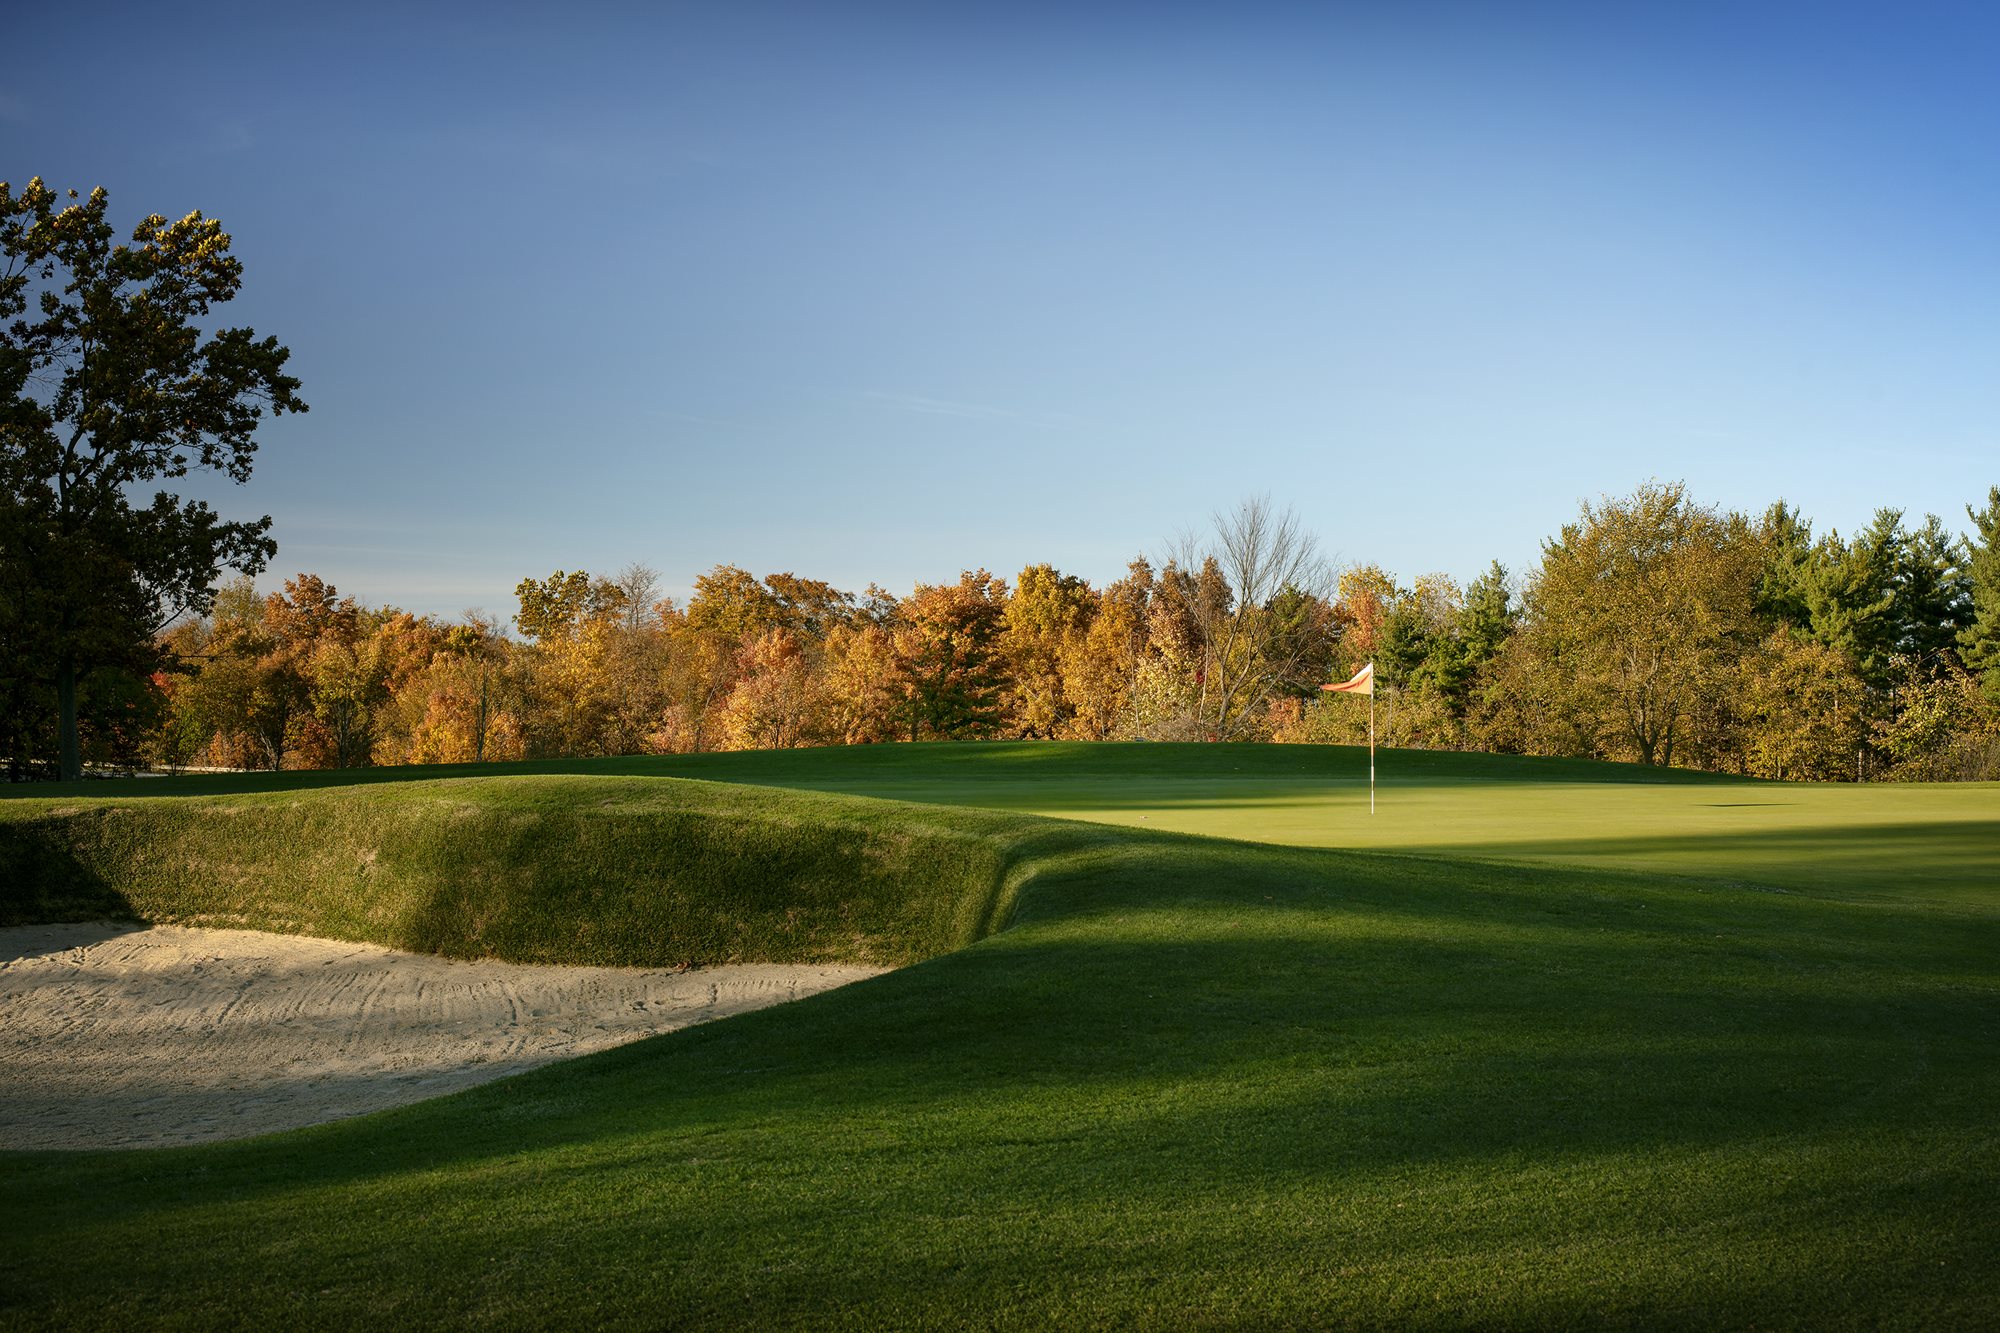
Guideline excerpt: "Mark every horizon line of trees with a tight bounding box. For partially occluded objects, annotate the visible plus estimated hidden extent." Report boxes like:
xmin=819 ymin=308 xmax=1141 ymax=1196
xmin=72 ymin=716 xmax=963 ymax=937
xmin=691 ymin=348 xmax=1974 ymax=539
xmin=7 ymin=485 xmax=1999 ymax=783
xmin=8 ymin=185 xmax=1994 ymax=786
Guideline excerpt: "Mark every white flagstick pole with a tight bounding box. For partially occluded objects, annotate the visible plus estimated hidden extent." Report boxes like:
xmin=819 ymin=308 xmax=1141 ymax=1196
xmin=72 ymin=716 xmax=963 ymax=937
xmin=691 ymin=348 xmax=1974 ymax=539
xmin=1368 ymin=662 xmax=1376 ymax=816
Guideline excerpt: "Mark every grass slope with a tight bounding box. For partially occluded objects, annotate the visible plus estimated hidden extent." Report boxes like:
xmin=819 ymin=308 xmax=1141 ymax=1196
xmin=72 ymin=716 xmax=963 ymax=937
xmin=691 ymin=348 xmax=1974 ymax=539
xmin=4 ymin=745 xmax=1997 ymax=1328
xmin=0 ymin=776 xmax=1039 ymax=967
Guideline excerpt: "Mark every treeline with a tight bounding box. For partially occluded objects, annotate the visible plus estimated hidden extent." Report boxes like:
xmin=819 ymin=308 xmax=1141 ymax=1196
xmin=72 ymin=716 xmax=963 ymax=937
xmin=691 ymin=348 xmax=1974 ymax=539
xmin=12 ymin=485 xmax=2000 ymax=782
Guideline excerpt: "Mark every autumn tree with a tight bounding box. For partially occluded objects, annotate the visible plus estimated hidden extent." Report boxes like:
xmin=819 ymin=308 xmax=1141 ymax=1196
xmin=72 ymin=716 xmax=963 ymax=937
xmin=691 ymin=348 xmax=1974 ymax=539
xmin=706 ymin=573 xmax=854 ymax=752
xmin=651 ymin=566 xmax=777 ymax=752
xmin=1 ymin=179 xmax=305 ymax=779
xmin=514 ymin=569 xmax=631 ymax=755
xmin=394 ymin=620 xmax=526 ymax=765
xmin=654 ymin=599 xmax=740 ymax=754
xmin=663 ymin=566 xmax=860 ymax=753
xmin=1002 ymin=563 xmax=1094 ymax=737
xmin=151 ymin=573 xmax=380 ymax=771
xmin=368 ymin=610 xmax=452 ymax=707
xmin=516 ymin=569 xmax=626 ymax=643
xmin=1879 ymin=661 xmax=2000 ymax=780
xmin=169 ymin=578 xmax=305 ymax=770
xmin=894 ymin=571 xmax=1010 ymax=740
xmin=1333 ymin=564 xmax=1398 ymax=670
xmin=260 ymin=575 xmax=378 ymax=768
xmin=1132 ymin=554 xmax=1229 ymax=739
xmin=1741 ymin=631 xmax=1868 ymax=781
xmin=858 ymin=582 xmax=901 ymax=625
xmin=1155 ymin=497 xmax=1338 ymax=740
xmin=764 ymin=572 xmax=859 ymax=638
xmin=684 ymin=565 xmax=781 ymax=640
xmin=588 ymin=570 xmax=675 ymax=755
xmin=821 ymin=620 xmax=906 ymax=744
xmin=718 ymin=629 xmax=828 ymax=750
xmin=102 ymin=477 xmax=2000 ymax=779
xmin=1523 ymin=482 xmax=1763 ymax=766
xmin=1058 ymin=558 xmax=1151 ymax=740
xmin=611 ymin=564 xmax=661 ymax=631
xmin=294 ymin=599 xmax=447 ymax=769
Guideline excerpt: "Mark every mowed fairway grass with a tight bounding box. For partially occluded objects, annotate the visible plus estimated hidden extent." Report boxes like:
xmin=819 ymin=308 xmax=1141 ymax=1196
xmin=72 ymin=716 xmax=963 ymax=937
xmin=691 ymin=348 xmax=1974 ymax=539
xmin=2 ymin=744 xmax=1996 ymax=1328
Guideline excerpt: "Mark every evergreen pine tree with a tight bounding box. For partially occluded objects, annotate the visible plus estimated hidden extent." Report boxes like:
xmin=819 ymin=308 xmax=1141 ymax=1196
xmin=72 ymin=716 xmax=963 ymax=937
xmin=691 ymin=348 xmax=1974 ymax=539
xmin=1958 ymin=487 xmax=2000 ymax=700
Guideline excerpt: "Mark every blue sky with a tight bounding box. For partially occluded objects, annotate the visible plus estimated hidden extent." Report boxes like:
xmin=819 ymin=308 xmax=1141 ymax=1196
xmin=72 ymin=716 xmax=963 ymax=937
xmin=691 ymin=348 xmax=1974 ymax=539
xmin=10 ymin=1 xmax=1997 ymax=619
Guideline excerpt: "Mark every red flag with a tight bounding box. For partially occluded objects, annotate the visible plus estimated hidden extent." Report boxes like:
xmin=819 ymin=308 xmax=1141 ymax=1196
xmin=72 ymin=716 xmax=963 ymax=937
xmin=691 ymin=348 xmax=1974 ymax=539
xmin=1320 ymin=662 xmax=1374 ymax=695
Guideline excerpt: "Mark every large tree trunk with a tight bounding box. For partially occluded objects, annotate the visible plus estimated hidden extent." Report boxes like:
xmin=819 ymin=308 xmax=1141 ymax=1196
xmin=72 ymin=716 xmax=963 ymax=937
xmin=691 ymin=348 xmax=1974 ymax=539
xmin=57 ymin=659 xmax=81 ymax=782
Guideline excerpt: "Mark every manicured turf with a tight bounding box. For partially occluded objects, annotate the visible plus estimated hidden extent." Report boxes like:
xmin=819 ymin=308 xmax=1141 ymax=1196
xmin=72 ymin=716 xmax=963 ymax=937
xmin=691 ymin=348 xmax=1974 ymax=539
xmin=635 ymin=743 xmax=1999 ymax=906
xmin=4 ymin=744 xmax=1996 ymax=1328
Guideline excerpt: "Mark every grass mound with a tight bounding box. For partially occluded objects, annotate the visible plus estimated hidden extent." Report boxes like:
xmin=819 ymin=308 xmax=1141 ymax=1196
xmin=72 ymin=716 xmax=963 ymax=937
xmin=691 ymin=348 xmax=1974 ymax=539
xmin=0 ymin=776 xmax=1042 ymax=967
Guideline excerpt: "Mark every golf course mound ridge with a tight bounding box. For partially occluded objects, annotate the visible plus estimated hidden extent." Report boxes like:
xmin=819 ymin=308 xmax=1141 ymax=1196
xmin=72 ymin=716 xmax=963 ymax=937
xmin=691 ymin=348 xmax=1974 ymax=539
xmin=0 ymin=774 xmax=1043 ymax=969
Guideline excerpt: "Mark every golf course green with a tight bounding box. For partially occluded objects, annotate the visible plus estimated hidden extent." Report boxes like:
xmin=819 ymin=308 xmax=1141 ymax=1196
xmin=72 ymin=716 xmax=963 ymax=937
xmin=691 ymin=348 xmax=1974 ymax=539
xmin=3 ymin=743 xmax=1996 ymax=1328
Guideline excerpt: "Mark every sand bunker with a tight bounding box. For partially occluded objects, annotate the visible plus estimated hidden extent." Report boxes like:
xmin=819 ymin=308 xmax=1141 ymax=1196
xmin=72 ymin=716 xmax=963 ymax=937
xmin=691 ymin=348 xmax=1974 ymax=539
xmin=0 ymin=922 xmax=881 ymax=1151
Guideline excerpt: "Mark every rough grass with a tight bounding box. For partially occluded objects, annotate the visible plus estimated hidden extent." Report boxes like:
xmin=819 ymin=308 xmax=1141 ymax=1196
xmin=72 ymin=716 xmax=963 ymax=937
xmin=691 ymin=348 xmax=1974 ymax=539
xmin=0 ymin=776 xmax=1038 ymax=967
xmin=3 ymin=744 xmax=1997 ymax=1329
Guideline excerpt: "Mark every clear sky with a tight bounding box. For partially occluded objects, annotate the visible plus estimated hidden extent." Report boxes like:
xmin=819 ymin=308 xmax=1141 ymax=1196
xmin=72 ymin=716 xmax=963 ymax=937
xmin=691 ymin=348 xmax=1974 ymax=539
xmin=10 ymin=1 xmax=1997 ymax=620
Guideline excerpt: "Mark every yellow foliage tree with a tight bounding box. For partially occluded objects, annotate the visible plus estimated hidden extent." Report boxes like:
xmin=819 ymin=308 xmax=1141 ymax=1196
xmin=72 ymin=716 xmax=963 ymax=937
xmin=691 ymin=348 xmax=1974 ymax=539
xmin=1522 ymin=482 xmax=1764 ymax=766
xmin=821 ymin=622 xmax=905 ymax=745
xmin=1002 ymin=564 xmax=1095 ymax=738
xmin=718 ymin=629 xmax=827 ymax=751
xmin=1741 ymin=631 xmax=1867 ymax=780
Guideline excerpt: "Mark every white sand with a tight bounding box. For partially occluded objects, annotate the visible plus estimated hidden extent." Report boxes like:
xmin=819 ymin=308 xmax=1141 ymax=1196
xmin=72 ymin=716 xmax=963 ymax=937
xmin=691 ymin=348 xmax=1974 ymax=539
xmin=0 ymin=922 xmax=882 ymax=1151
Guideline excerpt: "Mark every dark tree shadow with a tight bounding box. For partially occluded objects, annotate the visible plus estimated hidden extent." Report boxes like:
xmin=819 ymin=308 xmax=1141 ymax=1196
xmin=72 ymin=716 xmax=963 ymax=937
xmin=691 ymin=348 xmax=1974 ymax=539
xmin=0 ymin=822 xmax=136 ymax=928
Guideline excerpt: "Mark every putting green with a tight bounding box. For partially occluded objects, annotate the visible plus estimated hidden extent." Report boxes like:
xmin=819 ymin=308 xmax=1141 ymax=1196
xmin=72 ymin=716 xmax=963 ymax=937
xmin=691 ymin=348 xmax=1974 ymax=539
xmin=633 ymin=742 xmax=2000 ymax=905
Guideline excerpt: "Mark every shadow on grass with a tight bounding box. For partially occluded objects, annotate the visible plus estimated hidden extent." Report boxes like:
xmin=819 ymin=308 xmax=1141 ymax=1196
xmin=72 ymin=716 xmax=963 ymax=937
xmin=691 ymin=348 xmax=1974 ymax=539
xmin=0 ymin=820 xmax=136 ymax=927
xmin=15 ymin=831 xmax=1993 ymax=1172
xmin=5 ymin=829 xmax=1997 ymax=1324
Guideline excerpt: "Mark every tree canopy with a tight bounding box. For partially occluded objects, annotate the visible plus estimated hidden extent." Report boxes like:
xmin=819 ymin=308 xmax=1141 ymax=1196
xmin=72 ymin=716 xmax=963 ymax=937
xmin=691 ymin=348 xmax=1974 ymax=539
xmin=1523 ymin=482 xmax=1763 ymax=767
xmin=1 ymin=178 xmax=304 ymax=778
